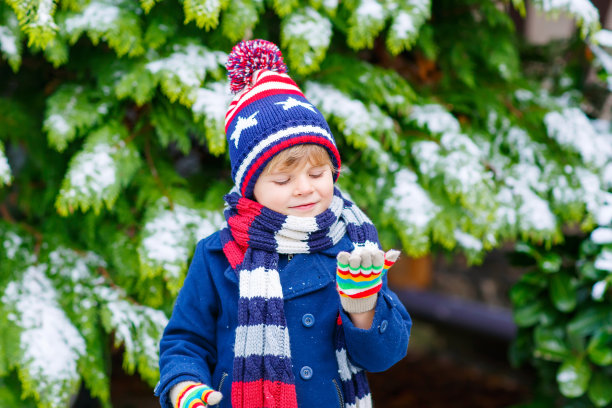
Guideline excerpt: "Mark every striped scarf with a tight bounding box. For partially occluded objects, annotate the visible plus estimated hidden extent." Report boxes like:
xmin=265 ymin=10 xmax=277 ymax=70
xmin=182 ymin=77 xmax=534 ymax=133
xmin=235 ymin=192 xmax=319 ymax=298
xmin=220 ymin=187 xmax=376 ymax=408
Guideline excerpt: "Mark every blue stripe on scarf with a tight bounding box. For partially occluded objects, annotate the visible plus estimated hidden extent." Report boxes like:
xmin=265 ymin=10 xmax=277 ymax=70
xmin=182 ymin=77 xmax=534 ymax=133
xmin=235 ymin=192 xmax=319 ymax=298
xmin=233 ymin=355 xmax=296 ymax=382
xmin=237 ymin=298 xmax=285 ymax=326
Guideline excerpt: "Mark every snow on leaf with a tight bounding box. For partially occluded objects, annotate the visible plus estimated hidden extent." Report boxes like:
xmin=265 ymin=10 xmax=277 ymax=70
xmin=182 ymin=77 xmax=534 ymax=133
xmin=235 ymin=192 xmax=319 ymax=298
xmin=62 ymin=0 xmax=144 ymax=57
xmin=183 ymin=0 xmax=228 ymax=30
xmin=594 ymin=250 xmax=612 ymax=272
xmin=0 ymin=9 xmax=22 ymax=71
xmin=409 ymin=104 xmax=460 ymax=135
xmin=139 ymin=198 xmax=224 ymax=293
xmin=5 ymin=0 xmax=58 ymax=49
xmin=192 ymin=80 xmax=232 ymax=155
xmin=304 ymin=81 xmax=396 ymax=165
xmin=0 ymin=142 xmax=12 ymax=187
xmin=95 ymin=284 xmax=168 ymax=385
xmin=43 ymin=84 xmax=111 ymax=152
xmin=386 ymin=0 xmax=431 ymax=55
xmin=56 ymin=123 xmax=141 ymax=215
xmin=593 ymin=29 xmax=612 ymax=47
xmin=281 ymin=7 xmax=332 ymax=75
xmin=347 ymin=0 xmax=387 ymax=49
xmin=544 ymin=108 xmax=612 ymax=169
xmin=146 ymin=43 xmax=226 ymax=106
xmin=591 ymin=227 xmax=612 ymax=245
xmin=384 ymin=168 xmax=439 ymax=255
xmin=2 ymin=265 xmax=86 ymax=408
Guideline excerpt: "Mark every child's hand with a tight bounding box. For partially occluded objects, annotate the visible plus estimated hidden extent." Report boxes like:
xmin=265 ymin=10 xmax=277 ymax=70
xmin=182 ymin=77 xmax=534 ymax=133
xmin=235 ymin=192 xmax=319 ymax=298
xmin=176 ymin=383 xmax=222 ymax=408
xmin=336 ymin=246 xmax=400 ymax=313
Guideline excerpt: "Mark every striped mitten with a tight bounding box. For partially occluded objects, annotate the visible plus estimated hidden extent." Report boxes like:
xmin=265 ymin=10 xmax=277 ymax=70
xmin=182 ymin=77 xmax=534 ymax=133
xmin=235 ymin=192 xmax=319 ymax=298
xmin=174 ymin=382 xmax=223 ymax=408
xmin=336 ymin=247 xmax=400 ymax=313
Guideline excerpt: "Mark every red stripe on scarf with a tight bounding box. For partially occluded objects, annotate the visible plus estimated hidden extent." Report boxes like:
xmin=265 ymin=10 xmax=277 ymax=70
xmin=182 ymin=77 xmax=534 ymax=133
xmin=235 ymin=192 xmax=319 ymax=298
xmin=241 ymin=136 xmax=341 ymax=197
xmin=231 ymin=380 xmax=298 ymax=408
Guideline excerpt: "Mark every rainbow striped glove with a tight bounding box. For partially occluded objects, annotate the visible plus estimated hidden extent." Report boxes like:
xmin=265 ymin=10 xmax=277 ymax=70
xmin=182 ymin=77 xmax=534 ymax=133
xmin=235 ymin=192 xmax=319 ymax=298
xmin=336 ymin=247 xmax=400 ymax=313
xmin=173 ymin=383 xmax=222 ymax=408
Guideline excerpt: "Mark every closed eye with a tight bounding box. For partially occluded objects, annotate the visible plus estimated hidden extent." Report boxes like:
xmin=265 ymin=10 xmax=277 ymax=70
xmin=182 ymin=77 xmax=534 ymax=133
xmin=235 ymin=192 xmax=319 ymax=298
xmin=273 ymin=179 xmax=290 ymax=185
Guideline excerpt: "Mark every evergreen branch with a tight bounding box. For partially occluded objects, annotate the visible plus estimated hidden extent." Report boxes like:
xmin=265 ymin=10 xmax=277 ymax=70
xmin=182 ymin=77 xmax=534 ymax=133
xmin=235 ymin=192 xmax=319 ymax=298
xmin=144 ymin=134 xmax=173 ymax=211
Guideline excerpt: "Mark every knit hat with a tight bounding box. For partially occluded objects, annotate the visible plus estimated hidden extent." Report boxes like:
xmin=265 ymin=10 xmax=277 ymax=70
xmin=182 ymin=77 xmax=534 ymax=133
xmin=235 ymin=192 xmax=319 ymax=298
xmin=225 ymin=39 xmax=341 ymax=198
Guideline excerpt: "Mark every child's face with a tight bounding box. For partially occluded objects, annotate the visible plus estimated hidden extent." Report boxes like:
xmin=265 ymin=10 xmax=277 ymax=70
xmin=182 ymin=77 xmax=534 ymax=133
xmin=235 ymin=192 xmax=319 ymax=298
xmin=253 ymin=158 xmax=334 ymax=217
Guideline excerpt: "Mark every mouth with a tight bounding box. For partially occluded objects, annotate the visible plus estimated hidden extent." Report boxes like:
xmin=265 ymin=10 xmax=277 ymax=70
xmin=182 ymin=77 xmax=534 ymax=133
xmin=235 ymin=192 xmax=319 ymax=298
xmin=289 ymin=202 xmax=318 ymax=211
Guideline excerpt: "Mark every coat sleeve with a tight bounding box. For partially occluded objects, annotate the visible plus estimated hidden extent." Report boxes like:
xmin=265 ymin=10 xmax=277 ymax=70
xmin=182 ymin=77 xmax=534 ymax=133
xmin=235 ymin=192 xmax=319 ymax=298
xmin=338 ymin=276 xmax=412 ymax=373
xmin=155 ymin=239 xmax=220 ymax=408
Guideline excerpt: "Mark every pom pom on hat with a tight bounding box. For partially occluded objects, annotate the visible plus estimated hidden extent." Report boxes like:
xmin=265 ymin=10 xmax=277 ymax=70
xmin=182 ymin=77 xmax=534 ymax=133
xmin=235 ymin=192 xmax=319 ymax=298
xmin=226 ymin=39 xmax=288 ymax=94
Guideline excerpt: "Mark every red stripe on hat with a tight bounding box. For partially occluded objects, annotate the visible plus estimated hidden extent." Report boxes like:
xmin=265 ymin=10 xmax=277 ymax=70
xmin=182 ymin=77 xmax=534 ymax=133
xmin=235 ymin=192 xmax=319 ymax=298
xmin=240 ymin=136 xmax=341 ymax=197
xmin=225 ymin=88 xmax=305 ymax=133
xmin=231 ymin=380 xmax=298 ymax=408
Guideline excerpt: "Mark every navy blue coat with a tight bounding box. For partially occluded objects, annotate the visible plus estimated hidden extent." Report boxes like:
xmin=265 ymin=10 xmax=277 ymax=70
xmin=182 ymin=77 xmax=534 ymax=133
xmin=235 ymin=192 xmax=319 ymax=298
xmin=156 ymin=231 xmax=411 ymax=408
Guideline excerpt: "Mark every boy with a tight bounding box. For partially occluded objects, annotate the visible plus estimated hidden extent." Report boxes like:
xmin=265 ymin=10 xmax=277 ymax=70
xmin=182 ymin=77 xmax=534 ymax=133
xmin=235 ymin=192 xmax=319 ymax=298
xmin=156 ymin=40 xmax=411 ymax=408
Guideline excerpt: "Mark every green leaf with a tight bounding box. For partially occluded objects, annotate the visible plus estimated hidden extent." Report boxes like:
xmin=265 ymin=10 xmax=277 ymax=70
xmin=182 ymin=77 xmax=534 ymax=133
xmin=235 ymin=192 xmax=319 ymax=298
xmin=568 ymin=306 xmax=612 ymax=338
xmin=60 ymin=0 xmax=145 ymax=57
xmin=549 ymin=272 xmax=577 ymax=313
xmin=146 ymin=42 xmax=226 ymax=106
xmin=513 ymin=298 xmax=548 ymax=327
xmin=281 ymin=7 xmax=332 ymax=75
xmin=182 ymin=0 xmax=229 ymax=30
xmin=533 ymin=325 xmax=571 ymax=362
xmin=346 ymin=0 xmax=387 ymax=50
xmin=556 ymin=355 xmax=591 ymax=398
xmin=386 ymin=0 xmax=431 ymax=56
xmin=191 ymin=80 xmax=231 ymax=155
xmin=539 ymin=252 xmax=562 ymax=273
xmin=43 ymin=84 xmax=113 ymax=152
xmin=587 ymin=331 xmax=612 ymax=366
xmin=55 ymin=122 xmax=142 ymax=215
xmin=509 ymin=280 xmax=543 ymax=307
xmin=221 ymin=0 xmax=261 ymax=42
xmin=0 ymin=7 xmax=23 ymax=72
xmin=273 ymin=0 xmax=298 ymax=17
xmin=588 ymin=370 xmax=612 ymax=407
xmin=4 ymin=0 xmax=58 ymax=49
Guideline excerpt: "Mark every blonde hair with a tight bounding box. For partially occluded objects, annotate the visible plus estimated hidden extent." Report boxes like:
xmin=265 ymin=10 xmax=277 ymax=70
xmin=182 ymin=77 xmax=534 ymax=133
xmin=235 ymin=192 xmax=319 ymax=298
xmin=261 ymin=144 xmax=337 ymax=175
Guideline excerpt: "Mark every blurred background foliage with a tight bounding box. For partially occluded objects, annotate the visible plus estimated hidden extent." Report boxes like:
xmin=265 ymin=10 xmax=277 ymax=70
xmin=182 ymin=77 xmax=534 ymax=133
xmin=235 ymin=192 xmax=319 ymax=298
xmin=0 ymin=0 xmax=611 ymax=407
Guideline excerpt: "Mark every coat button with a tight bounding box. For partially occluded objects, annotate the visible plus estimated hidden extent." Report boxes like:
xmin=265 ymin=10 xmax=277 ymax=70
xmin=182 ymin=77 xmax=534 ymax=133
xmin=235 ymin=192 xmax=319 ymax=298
xmin=302 ymin=313 xmax=315 ymax=327
xmin=300 ymin=366 xmax=313 ymax=380
xmin=379 ymin=320 xmax=388 ymax=333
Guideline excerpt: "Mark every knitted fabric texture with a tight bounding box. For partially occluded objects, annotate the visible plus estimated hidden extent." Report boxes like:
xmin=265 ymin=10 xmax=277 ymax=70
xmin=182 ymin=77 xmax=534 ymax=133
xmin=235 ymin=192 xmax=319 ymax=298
xmin=224 ymin=39 xmax=341 ymax=199
xmin=176 ymin=383 xmax=218 ymax=408
xmin=220 ymin=187 xmax=377 ymax=408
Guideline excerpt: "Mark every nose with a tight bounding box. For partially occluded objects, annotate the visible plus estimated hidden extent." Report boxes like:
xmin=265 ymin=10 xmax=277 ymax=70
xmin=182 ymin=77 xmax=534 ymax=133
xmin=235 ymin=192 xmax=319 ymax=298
xmin=294 ymin=174 xmax=314 ymax=195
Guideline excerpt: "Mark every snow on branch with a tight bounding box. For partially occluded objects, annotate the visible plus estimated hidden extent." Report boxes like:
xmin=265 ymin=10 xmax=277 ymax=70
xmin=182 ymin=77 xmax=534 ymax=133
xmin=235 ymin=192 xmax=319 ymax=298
xmin=192 ymin=80 xmax=233 ymax=155
xmin=55 ymin=123 xmax=142 ymax=216
xmin=4 ymin=0 xmax=57 ymax=49
xmin=43 ymin=84 xmax=112 ymax=152
xmin=304 ymin=81 xmax=396 ymax=167
xmin=62 ymin=0 xmax=145 ymax=57
xmin=347 ymin=0 xmax=387 ymax=49
xmin=281 ymin=7 xmax=332 ymax=75
xmin=0 ymin=8 xmax=22 ymax=71
xmin=138 ymin=198 xmax=224 ymax=293
xmin=384 ymin=168 xmax=439 ymax=255
xmin=146 ymin=42 xmax=226 ymax=106
xmin=97 ymin=286 xmax=168 ymax=385
xmin=1 ymin=264 xmax=86 ymax=408
xmin=545 ymin=108 xmax=612 ymax=169
xmin=0 ymin=142 xmax=11 ymax=187
xmin=386 ymin=0 xmax=431 ymax=55
xmin=182 ymin=0 xmax=229 ymax=30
